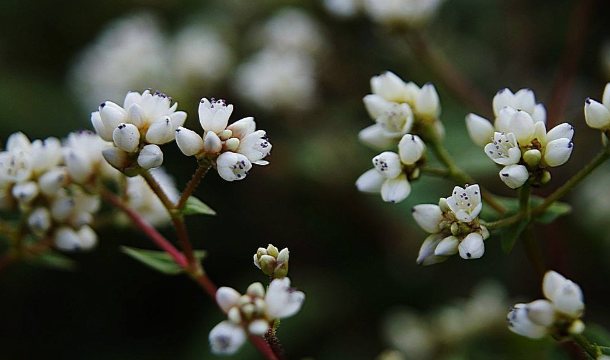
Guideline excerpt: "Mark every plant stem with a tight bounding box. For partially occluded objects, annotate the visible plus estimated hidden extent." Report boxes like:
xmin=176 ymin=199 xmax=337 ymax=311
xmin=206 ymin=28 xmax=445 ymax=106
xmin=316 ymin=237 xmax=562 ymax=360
xmin=404 ymin=29 xmax=490 ymax=117
xmin=140 ymin=171 xmax=197 ymax=270
xmin=102 ymin=188 xmax=280 ymax=360
xmin=532 ymin=149 xmax=610 ymax=217
xmin=519 ymin=184 xmax=531 ymax=221
xmin=100 ymin=189 xmax=188 ymax=268
xmin=177 ymin=163 xmax=212 ymax=210
xmin=571 ymin=334 xmax=602 ymax=359
xmin=428 ymin=139 xmax=507 ymax=214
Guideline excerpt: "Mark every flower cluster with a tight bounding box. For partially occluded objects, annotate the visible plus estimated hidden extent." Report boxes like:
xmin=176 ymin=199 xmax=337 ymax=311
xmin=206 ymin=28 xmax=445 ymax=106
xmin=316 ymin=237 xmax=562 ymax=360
xmin=356 ymin=134 xmax=426 ymax=203
xmin=584 ymin=83 xmax=610 ymax=131
xmin=209 ymin=278 xmax=305 ymax=355
xmin=508 ymin=271 xmax=585 ymax=339
xmin=0 ymin=132 xmax=118 ymax=251
xmin=413 ymin=184 xmax=489 ymax=265
xmin=92 ymin=90 xmax=186 ymax=171
xmin=175 ymin=98 xmax=272 ymax=181
xmin=359 ymin=71 xmax=442 ymax=150
xmin=253 ymin=244 xmax=289 ymax=279
xmin=466 ymin=89 xmax=574 ymax=189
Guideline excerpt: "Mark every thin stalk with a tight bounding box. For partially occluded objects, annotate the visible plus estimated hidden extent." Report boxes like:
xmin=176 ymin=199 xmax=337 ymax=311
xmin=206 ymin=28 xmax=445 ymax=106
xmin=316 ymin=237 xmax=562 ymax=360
xmin=429 ymin=139 xmax=507 ymax=214
xmin=519 ymin=184 xmax=531 ymax=221
xmin=405 ymin=30 xmax=490 ymax=117
xmin=533 ymin=149 xmax=610 ymax=217
xmin=421 ymin=166 xmax=449 ymax=177
xmin=140 ymin=171 xmax=197 ymax=269
xmin=100 ymin=189 xmax=188 ymax=268
xmin=571 ymin=334 xmax=602 ymax=359
xmin=177 ymin=164 xmax=212 ymax=210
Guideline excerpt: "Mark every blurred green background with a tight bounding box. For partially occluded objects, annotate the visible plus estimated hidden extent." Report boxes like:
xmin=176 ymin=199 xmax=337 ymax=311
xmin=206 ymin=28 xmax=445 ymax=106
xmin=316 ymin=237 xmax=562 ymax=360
xmin=1 ymin=0 xmax=610 ymax=359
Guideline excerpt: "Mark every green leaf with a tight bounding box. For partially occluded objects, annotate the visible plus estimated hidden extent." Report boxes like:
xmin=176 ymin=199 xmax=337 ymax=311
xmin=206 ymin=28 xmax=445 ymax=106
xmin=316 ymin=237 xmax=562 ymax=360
xmin=29 ymin=251 xmax=78 ymax=271
xmin=121 ymin=246 xmax=206 ymax=275
xmin=500 ymin=220 xmax=529 ymax=253
xmin=182 ymin=196 xmax=216 ymax=216
xmin=585 ymin=324 xmax=610 ymax=349
xmin=535 ymin=201 xmax=571 ymax=224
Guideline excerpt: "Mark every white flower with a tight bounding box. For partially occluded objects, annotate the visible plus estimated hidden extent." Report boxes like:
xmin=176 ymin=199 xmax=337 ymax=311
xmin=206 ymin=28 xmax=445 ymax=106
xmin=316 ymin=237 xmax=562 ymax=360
xmin=137 ymin=144 xmax=164 ymax=169
xmin=175 ymin=127 xmax=204 ymax=156
xmin=499 ymin=164 xmax=530 ymax=189
xmin=54 ymin=225 xmax=98 ymax=252
xmin=216 ymin=152 xmax=252 ymax=182
xmin=584 ymin=84 xmax=610 ymax=130
xmin=398 ymin=134 xmax=425 ymax=165
xmin=508 ymin=270 xmax=585 ymax=339
xmin=63 ymin=131 xmax=117 ymax=183
xmin=199 ymin=98 xmax=233 ymax=134
xmin=465 ymin=113 xmax=495 ymax=146
xmin=363 ymin=0 xmax=444 ymax=28
xmin=265 ymin=278 xmax=305 ymax=319
xmin=364 ymin=95 xmax=414 ymax=138
xmin=356 ymin=152 xmax=410 ymax=203
xmin=412 ymin=204 xmax=443 ymax=233
xmin=209 ymin=321 xmax=246 ymax=355
xmin=415 ymin=83 xmax=441 ymax=119
xmin=237 ymin=130 xmax=272 ymax=165
xmin=484 ymin=132 xmax=521 ymax=166
xmin=416 ymin=233 xmax=447 ymax=266
xmin=457 ymin=232 xmax=485 ymax=259
xmin=216 ymin=287 xmax=242 ymax=313
xmin=446 ymin=185 xmax=482 ymax=223
xmin=262 ymin=8 xmax=324 ymax=55
xmin=323 ymin=0 xmax=361 ymax=18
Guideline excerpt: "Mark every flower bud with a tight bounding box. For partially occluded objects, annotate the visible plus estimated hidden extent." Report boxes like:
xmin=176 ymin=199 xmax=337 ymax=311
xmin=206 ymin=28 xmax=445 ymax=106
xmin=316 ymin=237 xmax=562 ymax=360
xmin=507 ymin=304 xmax=548 ymax=339
xmin=465 ymin=113 xmax=494 ymax=146
xmin=499 ymin=164 xmax=529 ymax=189
xmin=91 ymin=111 xmax=113 ymax=141
xmin=77 ymin=225 xmax=97 ymax=250
xmin=225 ymin=138 xmax=240 ymax=152
xmin=584 ymin=98 xmax=610 ymax=130
xmin=218 ymin=129 xmax=233 ymax=141
xmin=544 ymin=138 xmax=573 ymax=167
xmin=227 ymin=117 xmax=256 ymax=139
xmin=398 ymin=134 xmax=425 ymax=165
xmin=416 ymin=233 xmax=446 ymax=266
xmin=568 ymin=319 xmax=585 ymax=335
xmin=253 ymin=245 xmax=289 ymax=278
xmin=54 ymin=227 xmax=81 ymax=251
xmin=12 ymin=181 xmax=39 ymax=204
xmin=246 ymin=282 xmax=265 ymax=298
xmin=126 ymin=103 xmax=145 ymax=128
xmin=434 ymin=236 xmax=459 ymax=256
xmin=603 ymin=83 xmax=610 ymax=109
xmin=38 ymin=168 xmax=68 ymax=196
xmin=146 ymin=117 xmax=176 ymax=145
xmin=216 ymin=152 xmax=252 ymax=181
xmin=526 ymin=299 xmax=555 ymax=327
xmin=458 ymin=232 xmax=484 ymax=259
xmin=228 ymin=307 xmax=241 ymax=324
xmin=358 ymin=125 xmax=396 ymax=150
xmin=546 ymin=123 xmax=574 ymax=142
xmin=248 ymin=319 xmax=269 ymax=336
xmin=203 ymin=131 xmax=222 ymax=154
xmin=199 ymin=98 xmax=233 ymax=133
xmin=371 ymin=71 xmax=408 ymax=102
xmin=216 ymin=287 xmax=241 ymax=313
xmin=99 ymin=102 xmax=127 ymax=134
xmin=411 ymin=204 xmax=442 ymax=233
xmin=415 ymin=83 xmax=440 ymax=118
xmin=372 ymin=152 xmax=402 ymax=178
xmin=28 ymin=207 xmax=51 ymax=235
xmin=112 ymin=123 xmax=140 ymax=153
xmin=175 ymin=127 xmax=204 ymax=156
xmin=137 ymin=144 xmax=163 ymax=169
xmin=523 ymin=149 xmax=542 ymax=168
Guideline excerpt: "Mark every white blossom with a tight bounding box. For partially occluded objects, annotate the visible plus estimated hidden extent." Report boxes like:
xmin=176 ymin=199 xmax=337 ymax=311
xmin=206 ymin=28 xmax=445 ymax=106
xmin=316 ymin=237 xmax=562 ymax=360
xmin=446 ymin=185 xmax=482 ymax=223
xmin=584 ymin=84 xmax=610 ymax=130
xmin=265 ymin=278 xmax=305 ymax=319
xmin=363 ymin=0 xmax=444 ymax=28
xmin=137 ymin=144 xmax=164 ymax=169
xmin=125 ymin=167 xmax=178 ymax=226
xmin=209 ymin=321 xmax=247 ymax=355
xmin=216 ymin=152 xmax=252 ymax=182
xmin=499 ymin=164 xmax=529 ymax=189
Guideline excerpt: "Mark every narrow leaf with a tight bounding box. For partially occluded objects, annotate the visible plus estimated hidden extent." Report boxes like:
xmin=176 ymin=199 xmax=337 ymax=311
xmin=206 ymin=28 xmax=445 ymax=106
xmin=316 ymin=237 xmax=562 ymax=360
xmin=29 ymin=251 xmax=78 ymax=271
xmin=121 ymin=246 xmax=184 ymax=275
xmin=183 ymin=196 xmax=216 ymax=216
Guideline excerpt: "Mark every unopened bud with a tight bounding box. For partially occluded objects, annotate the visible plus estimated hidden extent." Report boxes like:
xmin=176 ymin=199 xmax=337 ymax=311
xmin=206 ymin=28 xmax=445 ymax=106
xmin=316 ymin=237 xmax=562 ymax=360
xmin=225 ymin=138 xmax=240 ymax=152
xmin=523 ymin=149 xmax=542 ymax=168
xmin=253 ymin=244 xmax=289 ymax=278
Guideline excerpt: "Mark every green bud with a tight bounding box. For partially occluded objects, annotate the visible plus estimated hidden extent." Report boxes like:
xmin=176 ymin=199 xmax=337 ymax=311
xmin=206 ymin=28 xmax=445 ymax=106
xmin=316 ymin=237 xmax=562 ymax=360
xmin=241 ymin=304 xmax=255 ymax=319
xmin=253 ymin=244 xmax=290 ymax=279
xmin=523 ymin=149 xmax=542 ymax=168
xmin=438 ymin=197 xmax=450 ymax=212
xmin=266 ymin=244 xmax=279 ymax=257
xmin=540 ymin=170 xmax=551 ymax=185
xmin=450 ymin=222 xmax=460 ymax=236
xmin=228 ymin=307 xmax=241 ymax=324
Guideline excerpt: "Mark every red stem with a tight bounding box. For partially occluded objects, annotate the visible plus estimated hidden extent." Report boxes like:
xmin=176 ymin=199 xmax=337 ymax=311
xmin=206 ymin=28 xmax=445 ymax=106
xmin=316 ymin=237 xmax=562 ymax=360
xmin=249 ymin=335 xmax=281 ymax=360
xmin=100 ymin=189 xmax=188 ymax=268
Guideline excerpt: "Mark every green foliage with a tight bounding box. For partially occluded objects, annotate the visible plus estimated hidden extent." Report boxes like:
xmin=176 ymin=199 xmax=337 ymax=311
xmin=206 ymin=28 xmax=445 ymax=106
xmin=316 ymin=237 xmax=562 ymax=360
xmin=28 ymin=251 xmax=78 ymax=271
xmin=500 ymin=220 xmax=529 ymax=253
xmin=182 ymin=196 xmax=216 ymax=216
xmin=121 ymin=246 xmax=206 ymax=275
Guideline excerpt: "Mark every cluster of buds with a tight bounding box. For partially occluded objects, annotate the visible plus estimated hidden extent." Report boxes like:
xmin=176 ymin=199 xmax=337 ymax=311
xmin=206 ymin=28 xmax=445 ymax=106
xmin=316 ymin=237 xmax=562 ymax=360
xmin=92 ymin=90 xmax=187 ymax=172
xmin=253 ymin=244 xmax=289 ymax=279
xmin=584 ymin=83 xmax=610 ymax=132
xmin=359 ymin=71 xmax=442 ymax=150
xmin=175 ymin=98 xmax=272 ymax=181
xmin=508 ymin=271 xmax=585 ymax=339
xmin=412 ymin=184 xmax=489 ymax=265
xmin=356 ymin=134 xmax=426 ymax=203
xmin=209 ymin=278 xmax=305 ymax=355
xmin=0 ymin=132 xmax=119 ymax=251
xmin=466 ymin=88 xmax=574 ymax=189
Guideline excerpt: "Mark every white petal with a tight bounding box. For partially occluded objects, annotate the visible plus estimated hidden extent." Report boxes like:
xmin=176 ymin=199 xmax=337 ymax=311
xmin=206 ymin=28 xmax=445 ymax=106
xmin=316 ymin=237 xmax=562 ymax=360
xmin=363 ymin=94 xmax=393 ymax=119
xmin=91 ymin=112 xmax=113 ymax=141
xmin=603 ymin=83 xmax=610 ymax=109
xmin=265 ymin=278 xmax=305 ymax=319
xmin=372 ymin=152 xmax=402 ymax=179
xmin=355 ymin=168 xmax=384 ymax=193
xmin=38 ymin=167 xmax=68 ymax=196
xmin=526 ymin=299 xmax=556 ymax=327
xmin=175 ymin=127 xmax=204 ymax=156
xmin=99 ymin=101 xmax=127 ymax=132
xmin=416 ymin=233 xmax=446 ymax=265
xmin=358 ymin=124 xmax=398 ymax=150
xmin=507 ymin=304 xmax=548 ymax=339
xmin=216 ymin=287 xmax=241 ymax=313
xmin=77 ymin=225 xmax=98 ymax=250
xmin=381 ymin=174 xmax=411 ymax=203
xmin=542 ymin=271 xmax=565 ymax=300
xmin=466 ymin=113 xmax=494 ymax=147
xmin=532 ymin=104 xmax=547 ymax=124
xmin=494 ymin=106 xmax=517 ymax=133
xmin=398 ymin=134 xmax=425 ymax=165
xmin=499 ymin=164 xmax=529 ymax=189
xmin=543 ymin=138 xmax=573 ymax=167
xmin=370 ymin=71 xmax=408 ymax=102
xmin=434 ymin=236 xmax=459 ymax=256
xmin=54 ymin=227 xmax=81 ymax=251
xmin=27 ymin=207 xmax=51 ymax=235
xmin=112 ymin=123 xmax=140 ymax=153
xmin=137 ymin=144 xmax=164 ymax=169
xmin=415 ymin=83 xmax=440 ymax=118
xmin=203 ymin=131 xmax=223 ymax=154
xmin=584 ymin=98 xmax=610 ymax=129
xmin=248 ymin=319 xmax=270 ymax=336
xmin=127 ymin=103 xmax=145 ymax=128
xmin=146 ymin=117 xmax=176 ymax=145
xmin=64 ymin=150 xmax=93 ymax=183
xmin=238 ymin=130 xmax=272 ymax=163
xmin=509 ymin=110 xmax=536 ymax=143
xmin=169 ymin=111 xmax=187 ymax=128
xmin=12 ymin=181 xmax=39 ymax=204
xmin=551 ymin=279 xmax=584 ymax=318
xmin=227 ymin=117 xmax=256 ymax=139
xmin=458 ymin=232 xmax=485 ymax=259
xmin=209 ymin=321 xmax=247 ymax=355
xmin=447 ymin=184 xmax=482 ymax=222
xmin=102 ymin=148 xmax=130 ymax=171
xmin=6 ymin=132 xmax=31 ymax=151
xmin=514 ymin=88 xmax=536 ymax=114
xmin=412 ymin=204 xmax=443 ymax=233
xmin=546 ymin=123 xmax=574 ymax=142
xmin=484 ymin=132 xmax=521 ymax=166
xmin=199 ymin=98 xmax=233 ymax=133
xmin=492 ymin=88 xmax=515 ymax=116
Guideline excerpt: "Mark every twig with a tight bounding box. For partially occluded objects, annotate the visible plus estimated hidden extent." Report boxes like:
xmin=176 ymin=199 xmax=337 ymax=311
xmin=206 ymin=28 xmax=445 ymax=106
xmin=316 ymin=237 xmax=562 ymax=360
xmin=177 ymin=164 xmax=212 ymax=210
